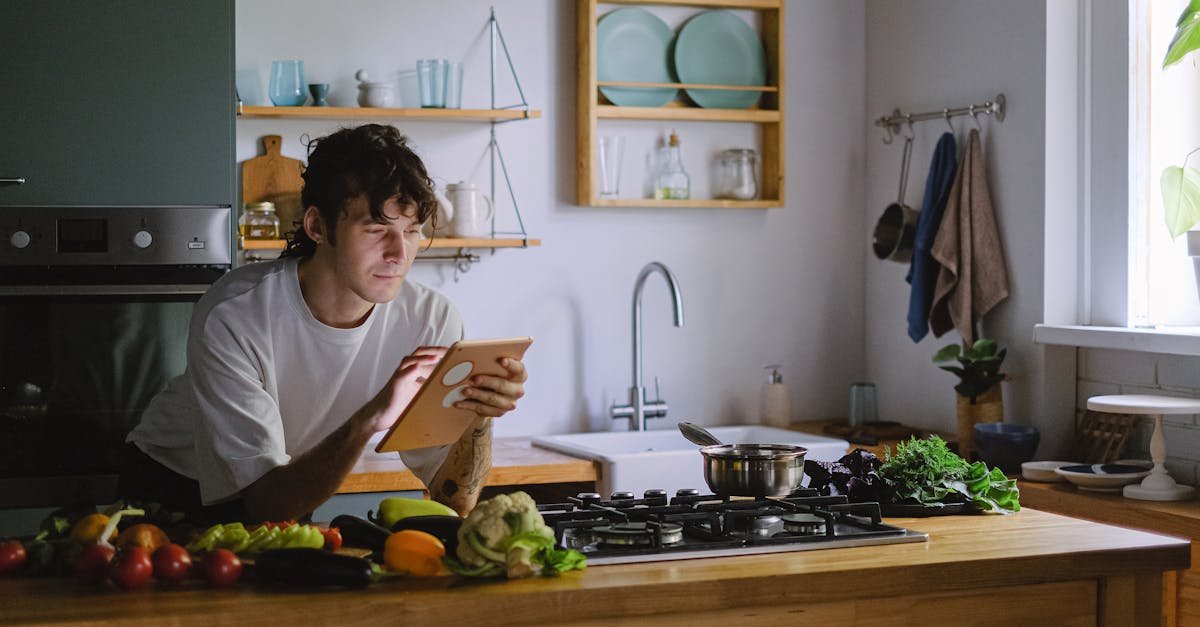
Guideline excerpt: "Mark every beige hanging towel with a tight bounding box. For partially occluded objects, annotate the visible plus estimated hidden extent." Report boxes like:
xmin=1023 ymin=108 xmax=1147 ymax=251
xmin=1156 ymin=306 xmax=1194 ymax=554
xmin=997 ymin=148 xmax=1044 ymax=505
xmin=929 ymin=128 xmax=1009 ymax=344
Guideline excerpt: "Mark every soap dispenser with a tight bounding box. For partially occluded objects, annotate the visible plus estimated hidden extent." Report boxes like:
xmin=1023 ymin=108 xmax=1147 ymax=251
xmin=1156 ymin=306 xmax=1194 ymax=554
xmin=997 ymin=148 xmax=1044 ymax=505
xmin=760 ymin=365 xmax=792 ymax=428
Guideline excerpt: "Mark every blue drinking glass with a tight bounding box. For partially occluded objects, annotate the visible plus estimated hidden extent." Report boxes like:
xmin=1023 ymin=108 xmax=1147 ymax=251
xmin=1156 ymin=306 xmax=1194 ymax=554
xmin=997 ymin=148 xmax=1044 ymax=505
xmin=269 ymin=60 xmax=306 ymax=106
xmin=430 ymin=59 xmax=448 ymax=108
xmin=417 ymin=59 xmax=436 ymax=108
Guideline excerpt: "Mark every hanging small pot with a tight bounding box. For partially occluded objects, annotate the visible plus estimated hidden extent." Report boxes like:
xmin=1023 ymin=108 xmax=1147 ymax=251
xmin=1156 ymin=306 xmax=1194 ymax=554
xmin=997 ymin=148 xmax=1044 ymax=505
xmin=872 ymin=134 xmax=919 ymax=262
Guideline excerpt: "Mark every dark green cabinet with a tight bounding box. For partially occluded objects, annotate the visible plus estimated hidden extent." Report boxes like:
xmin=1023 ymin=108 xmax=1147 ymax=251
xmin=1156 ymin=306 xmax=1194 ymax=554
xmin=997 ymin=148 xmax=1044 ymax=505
xmin=0 ymin=0 xmax=234 ymax=206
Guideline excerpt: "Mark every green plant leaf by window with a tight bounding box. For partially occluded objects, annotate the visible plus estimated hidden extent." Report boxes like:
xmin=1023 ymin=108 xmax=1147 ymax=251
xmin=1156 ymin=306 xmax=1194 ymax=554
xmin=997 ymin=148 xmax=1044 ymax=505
xmin=1160 ymin=164 xmax=1200 ymax=237
xmin=1164 ymin=0 xmax=1200 ymax=67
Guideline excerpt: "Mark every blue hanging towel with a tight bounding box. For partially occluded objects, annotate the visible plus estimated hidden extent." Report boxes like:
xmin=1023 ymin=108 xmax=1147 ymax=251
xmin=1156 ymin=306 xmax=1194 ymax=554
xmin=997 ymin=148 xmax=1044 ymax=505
xmin=906 ymin=132 xmax=958 ymax=342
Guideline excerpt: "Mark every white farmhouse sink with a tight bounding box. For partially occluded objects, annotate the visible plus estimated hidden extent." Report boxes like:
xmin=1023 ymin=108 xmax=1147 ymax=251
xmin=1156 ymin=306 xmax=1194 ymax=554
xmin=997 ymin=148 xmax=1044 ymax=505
xmin=531 ymin=426 xmax=849 ymax=498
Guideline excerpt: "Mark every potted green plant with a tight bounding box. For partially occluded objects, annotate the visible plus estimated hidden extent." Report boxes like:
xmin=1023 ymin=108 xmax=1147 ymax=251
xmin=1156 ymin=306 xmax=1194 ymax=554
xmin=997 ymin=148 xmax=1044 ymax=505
xmin=933 ymin=338 xmax=1007 ymax=460
xmin=1159 ymin=3 xmax=1200 ymax=294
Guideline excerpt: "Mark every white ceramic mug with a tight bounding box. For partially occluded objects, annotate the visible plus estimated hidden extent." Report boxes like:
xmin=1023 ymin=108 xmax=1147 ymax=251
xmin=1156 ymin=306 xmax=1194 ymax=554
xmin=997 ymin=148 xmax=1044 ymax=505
xmin=446 ymin=181 xmax=494 ymax=238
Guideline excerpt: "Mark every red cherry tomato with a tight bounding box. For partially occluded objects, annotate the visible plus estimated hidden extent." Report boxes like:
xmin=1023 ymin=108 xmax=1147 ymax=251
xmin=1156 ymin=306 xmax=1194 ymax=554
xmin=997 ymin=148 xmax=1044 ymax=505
xmin=75 ymin=544 xmax=116 ymax=585
xmin=203 ymin=548 xmax=241 ymax=587
xmin=321 ymin=527 xmax=343 ymax=552
xmin=152 ymin=543 xmax=193 ymax=585
xmin=0 ymin=540 xmax=26 ymax=576
xmin=109 ymin=546 xmax=153 ymax=590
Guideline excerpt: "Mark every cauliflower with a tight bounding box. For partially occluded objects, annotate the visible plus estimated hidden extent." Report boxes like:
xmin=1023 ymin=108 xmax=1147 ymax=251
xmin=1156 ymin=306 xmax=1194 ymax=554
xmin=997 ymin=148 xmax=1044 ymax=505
xmin=448 ymin=491 xmax=585 ymax=579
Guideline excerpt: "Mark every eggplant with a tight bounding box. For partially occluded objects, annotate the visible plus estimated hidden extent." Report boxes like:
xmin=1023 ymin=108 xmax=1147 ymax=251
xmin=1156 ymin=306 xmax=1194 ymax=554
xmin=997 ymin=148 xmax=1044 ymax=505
xmin=390 ymin=515 xmax=462 ymax=554
xmin=254 ymin=548 xmax=374 ymax=588
xmin=329 ymin=514 xmax=391 ymax=553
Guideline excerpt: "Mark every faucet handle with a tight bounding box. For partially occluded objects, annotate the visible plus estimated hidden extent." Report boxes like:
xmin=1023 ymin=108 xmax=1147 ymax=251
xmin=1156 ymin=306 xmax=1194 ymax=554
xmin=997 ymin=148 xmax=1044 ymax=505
xmin=653 ymin=376 xmax=662 ymax=401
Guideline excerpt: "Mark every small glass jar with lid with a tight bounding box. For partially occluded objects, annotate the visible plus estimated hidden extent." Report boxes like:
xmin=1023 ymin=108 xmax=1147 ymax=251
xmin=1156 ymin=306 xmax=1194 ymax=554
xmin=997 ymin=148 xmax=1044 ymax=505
xmin=715 ymin=149 xmax=759 ymax=200
xmin=240 ymin=201 xmax=280 ymax=240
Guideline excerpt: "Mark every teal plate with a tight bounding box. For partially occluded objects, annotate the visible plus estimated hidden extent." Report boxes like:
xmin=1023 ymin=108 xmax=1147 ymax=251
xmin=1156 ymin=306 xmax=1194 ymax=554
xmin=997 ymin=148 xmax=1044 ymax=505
xmin=673 ymin=10 xmax=765 ymax=109
xmin=597 ymin=7 xmax=677 ymax=107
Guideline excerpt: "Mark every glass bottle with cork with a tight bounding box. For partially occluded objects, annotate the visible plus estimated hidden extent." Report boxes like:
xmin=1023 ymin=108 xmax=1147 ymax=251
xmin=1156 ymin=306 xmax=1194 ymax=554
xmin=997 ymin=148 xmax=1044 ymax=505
xmin=653 ymin=130 xmax=690 ymax=200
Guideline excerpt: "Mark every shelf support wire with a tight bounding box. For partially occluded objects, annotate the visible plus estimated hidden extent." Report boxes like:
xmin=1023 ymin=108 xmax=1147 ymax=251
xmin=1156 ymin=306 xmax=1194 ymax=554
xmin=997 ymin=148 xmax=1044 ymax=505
xmin=486 ymin=7 xmax=530 ymax=248
xmin=875 ymin=93 xmax=1006 ymax=144
xmin=488 ymin=6 xmax=529 ymax=112
xmin=488 ymin=126 xmax=529 ymax=246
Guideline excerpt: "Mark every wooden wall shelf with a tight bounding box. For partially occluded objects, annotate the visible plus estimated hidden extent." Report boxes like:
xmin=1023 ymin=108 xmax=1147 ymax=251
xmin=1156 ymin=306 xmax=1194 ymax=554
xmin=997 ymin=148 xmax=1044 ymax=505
xmin=596 ymin=104 xmax=781 ymax=123
xmin=577 ymin=0 xmax=785 ymax=207
xmin=238 ymin=105 xmax=541 ymax=122
xmin=596 ymin=198 xmax=779 ymax=209
xmin=239 ymin=237 xmax=540 ymax=252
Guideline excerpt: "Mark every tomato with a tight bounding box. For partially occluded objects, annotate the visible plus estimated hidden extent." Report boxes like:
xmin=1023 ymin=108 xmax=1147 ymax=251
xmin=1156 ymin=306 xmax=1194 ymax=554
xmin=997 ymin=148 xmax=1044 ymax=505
xmin=151 ymin=543 xmax=193 ymax=585
xmin=203 ymin=548 xmax=241 ymax=587
xmin=109 ymin=546 xmax=153 ymax=590
xmin=321 ymin=527 xmax=343 ymax=552
xmin=0 ymin=540 xmax=26 ymax=575
xmin=75 ymin=544 xmax=116 ymax=585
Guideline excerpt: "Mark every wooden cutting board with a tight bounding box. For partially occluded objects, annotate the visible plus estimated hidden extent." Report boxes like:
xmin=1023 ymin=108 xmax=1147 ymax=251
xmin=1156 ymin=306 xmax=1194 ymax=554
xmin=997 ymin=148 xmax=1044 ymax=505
xmin=241 ymin=135 xmax=304 ymax=237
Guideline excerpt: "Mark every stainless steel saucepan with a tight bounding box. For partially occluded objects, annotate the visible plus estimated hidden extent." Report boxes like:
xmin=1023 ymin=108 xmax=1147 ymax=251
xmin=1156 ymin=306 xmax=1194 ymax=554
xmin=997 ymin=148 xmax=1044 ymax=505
xmin=679 ymin=422 xmax=808 ymax=497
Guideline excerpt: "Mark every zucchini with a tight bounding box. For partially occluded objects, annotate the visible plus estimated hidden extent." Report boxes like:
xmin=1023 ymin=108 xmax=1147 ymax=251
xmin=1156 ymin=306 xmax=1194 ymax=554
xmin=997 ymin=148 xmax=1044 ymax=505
xmin=390 ymin=515 xmax=462 ymax=554
xmin=329 ymin=515 xmax=391 ymax=553
xmin=254 ymin=548 xmax=374 ymax=588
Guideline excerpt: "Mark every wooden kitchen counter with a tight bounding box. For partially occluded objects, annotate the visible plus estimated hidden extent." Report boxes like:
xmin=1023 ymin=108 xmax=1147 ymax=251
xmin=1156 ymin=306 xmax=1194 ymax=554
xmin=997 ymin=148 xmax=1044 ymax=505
xmin=0 ymin=509 xmax=1187 ymax=626
xmin=337 ymin=436 xmax=597 ymax=494
xmin=1020 ymin=479 xmax=1200 ymax=626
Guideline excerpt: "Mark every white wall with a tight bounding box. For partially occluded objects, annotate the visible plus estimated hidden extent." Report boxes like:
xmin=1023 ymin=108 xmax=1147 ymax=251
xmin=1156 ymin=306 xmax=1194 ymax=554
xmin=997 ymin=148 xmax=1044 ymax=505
xmin=863 ymin=0 xmax=1077 ymax=455
xmin=235 ymin=0 xmax=867 ymax=437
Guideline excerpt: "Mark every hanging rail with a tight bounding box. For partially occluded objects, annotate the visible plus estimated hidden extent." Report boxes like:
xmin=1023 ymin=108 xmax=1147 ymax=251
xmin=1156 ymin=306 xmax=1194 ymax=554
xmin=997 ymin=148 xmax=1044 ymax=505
xmin=874 ymin=93 xmax=1006 ymax=144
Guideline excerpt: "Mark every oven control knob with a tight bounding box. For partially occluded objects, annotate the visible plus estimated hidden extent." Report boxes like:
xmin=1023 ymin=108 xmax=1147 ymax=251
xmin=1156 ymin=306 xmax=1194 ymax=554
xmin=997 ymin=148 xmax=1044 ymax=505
xmin=643 ymin=489 xmax=668 ymax=499
xmin=132 ymin=230 xmax=153 ymax=249
xmin=610 ymin=491 xmax=635 ymax=500
xmin=9 ymin=230 xmax=31 ymax=249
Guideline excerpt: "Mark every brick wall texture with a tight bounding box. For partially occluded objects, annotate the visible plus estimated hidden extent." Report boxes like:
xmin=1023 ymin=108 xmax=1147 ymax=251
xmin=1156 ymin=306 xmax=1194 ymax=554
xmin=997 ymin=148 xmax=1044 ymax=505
xmin=1078 ymin=348 xmax=1200 ymax=485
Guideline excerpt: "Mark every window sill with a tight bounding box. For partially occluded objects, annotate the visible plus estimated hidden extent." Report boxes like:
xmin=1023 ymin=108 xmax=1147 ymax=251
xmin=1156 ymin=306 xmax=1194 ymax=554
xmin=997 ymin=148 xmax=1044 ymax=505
xmin=1034 ymin=324 xmax=1200 ymax=356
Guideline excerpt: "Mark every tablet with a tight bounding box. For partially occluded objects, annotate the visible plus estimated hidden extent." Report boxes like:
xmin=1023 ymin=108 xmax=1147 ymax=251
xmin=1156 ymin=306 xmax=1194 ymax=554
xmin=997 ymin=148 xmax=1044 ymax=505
xmin=374 ymin=337 xmax=533 ymax=453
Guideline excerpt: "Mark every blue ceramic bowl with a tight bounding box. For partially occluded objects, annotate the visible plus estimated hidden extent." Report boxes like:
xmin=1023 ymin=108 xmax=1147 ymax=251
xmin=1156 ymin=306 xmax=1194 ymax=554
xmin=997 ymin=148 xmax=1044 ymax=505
xmin=973 ymin=423 xmax=1040 ymax=474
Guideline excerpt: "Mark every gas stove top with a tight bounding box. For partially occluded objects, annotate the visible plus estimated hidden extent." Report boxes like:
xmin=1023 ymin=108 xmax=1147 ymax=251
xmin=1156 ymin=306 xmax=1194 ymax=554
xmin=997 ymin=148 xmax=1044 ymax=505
xmin=537 ymin=489 xmax=928 ymax=565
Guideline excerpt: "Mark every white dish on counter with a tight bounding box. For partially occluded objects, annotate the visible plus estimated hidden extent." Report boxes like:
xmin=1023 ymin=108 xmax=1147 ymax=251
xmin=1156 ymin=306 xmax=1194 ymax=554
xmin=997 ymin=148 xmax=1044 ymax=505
xmin=1021 ymin=461 xmax=1075 ymax=482
xmin=1054 ymin=464 xmax=1152 ymax=492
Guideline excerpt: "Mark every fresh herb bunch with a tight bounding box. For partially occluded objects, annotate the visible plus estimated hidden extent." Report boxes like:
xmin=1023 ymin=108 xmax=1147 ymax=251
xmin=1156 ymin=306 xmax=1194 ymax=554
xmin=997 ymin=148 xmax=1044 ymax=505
xmin=880 ymin=436 xmax=1020 ymax=514
xmin=932 ymin=338 xmax=1007 ymax=402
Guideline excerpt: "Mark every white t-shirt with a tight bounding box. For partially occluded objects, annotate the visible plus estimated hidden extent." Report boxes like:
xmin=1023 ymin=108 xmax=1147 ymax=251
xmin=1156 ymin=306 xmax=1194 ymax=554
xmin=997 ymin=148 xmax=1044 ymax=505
xmin=127 ymin=257 xmax=462 ymax=505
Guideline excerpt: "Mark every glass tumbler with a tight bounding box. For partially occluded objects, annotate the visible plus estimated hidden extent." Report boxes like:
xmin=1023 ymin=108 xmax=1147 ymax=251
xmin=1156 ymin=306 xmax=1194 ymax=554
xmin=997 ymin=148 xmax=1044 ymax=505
xmin=598 ymin=135 xmax=625 ymax=197
xmin=444 ymin=62 xmax=464 ymax=109
xmin=417 ymin=59 xmax=449 ymax=108
xmin=848 ymin=382 xmax=879 ymax=428
xmin=268 ymin=60 xmax=306 ymax=106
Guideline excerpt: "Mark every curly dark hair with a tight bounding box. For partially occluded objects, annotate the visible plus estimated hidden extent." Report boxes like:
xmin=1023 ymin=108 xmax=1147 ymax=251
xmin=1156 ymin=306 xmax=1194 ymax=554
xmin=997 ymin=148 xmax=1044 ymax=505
xmin=282 ymin=124 xmax=437 ymax=258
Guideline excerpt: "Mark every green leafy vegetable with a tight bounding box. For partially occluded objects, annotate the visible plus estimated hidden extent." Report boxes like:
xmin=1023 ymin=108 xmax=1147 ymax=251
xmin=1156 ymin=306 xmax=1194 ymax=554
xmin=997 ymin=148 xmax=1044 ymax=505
xmin=880 ymin=436 xmax=1020 ymax=514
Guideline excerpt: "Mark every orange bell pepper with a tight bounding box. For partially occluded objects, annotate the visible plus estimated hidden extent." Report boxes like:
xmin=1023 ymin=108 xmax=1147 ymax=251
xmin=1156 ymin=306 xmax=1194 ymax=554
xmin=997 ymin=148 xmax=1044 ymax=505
xmin=384 ymin=529 xmax=445 ymax=576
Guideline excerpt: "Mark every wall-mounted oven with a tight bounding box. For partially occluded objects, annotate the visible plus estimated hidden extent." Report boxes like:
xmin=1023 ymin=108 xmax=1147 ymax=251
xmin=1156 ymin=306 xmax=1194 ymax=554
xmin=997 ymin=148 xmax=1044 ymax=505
xmin=0 ymin=206 xmax=231 ymax=507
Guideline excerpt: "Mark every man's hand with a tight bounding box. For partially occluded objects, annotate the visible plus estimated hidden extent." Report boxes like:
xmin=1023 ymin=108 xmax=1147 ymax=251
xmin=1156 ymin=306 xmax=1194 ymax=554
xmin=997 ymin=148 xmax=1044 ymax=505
xmin=361 ymin=346 xmax=447 ymax=434
xmin=453 ymin=357 xmax=527 ymax=417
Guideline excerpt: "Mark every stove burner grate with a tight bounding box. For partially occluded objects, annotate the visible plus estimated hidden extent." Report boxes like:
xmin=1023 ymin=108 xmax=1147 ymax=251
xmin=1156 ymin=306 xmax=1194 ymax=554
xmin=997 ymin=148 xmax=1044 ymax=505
xmin=595 ymin=521 xmax=684 ymax=546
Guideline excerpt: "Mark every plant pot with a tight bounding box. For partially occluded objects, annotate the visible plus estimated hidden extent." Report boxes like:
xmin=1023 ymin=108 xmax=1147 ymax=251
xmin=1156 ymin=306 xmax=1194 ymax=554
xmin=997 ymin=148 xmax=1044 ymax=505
xmin=956 ymin=385 xmax=1003 ymax=462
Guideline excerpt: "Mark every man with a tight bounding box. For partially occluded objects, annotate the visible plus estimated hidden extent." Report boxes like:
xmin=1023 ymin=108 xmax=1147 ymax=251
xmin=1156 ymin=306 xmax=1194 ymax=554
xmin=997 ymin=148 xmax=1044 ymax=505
xmin=122 ymin=124 xmax=524 ymax=521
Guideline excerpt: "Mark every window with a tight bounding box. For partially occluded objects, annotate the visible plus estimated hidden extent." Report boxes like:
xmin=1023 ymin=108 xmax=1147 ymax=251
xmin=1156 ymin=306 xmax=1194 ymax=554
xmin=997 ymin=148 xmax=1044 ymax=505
xmin=1131 ymin=0 xmax=1200 ymax=326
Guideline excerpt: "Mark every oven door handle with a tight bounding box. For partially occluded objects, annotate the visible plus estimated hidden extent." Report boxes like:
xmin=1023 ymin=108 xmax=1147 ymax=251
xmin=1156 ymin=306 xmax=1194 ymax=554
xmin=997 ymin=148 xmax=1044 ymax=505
xmin=0 ymin=284 xmax=211 ymax=296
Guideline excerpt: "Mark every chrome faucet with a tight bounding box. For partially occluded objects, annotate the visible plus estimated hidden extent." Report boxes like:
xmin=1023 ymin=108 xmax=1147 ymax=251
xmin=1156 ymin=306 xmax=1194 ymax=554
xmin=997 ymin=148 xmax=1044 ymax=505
xmin=611 ymin=261 xmax=685 ymax=431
